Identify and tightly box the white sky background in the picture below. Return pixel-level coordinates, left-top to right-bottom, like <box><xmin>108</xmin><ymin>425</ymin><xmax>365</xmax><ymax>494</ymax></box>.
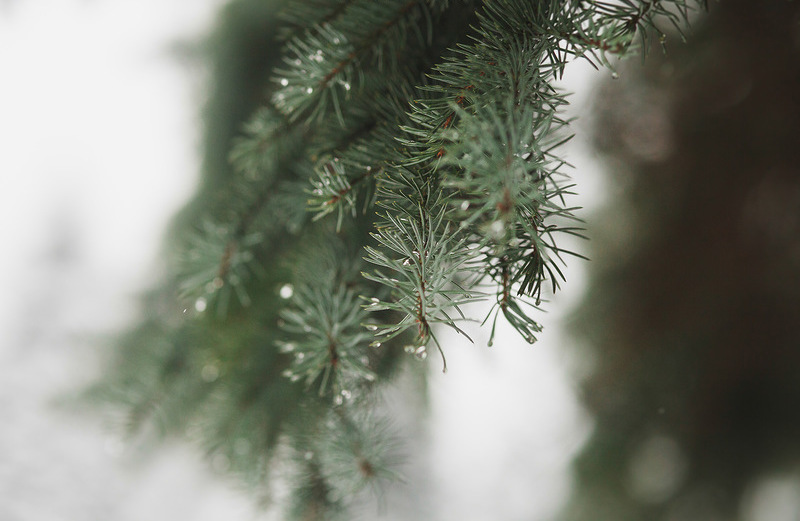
<box><xmin>0</xmin><ymin>2</ymin><xmax>607</xmax><ymax>519</ymax></box>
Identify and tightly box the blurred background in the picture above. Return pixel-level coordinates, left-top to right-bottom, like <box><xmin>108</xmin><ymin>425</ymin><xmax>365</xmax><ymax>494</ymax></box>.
<box><xmin>2</xmin><ymin>1</ymin><xmax>799</xmax><ymax>520</ymax></box>
<box><xmin>0</xmin><ymin>1</ymin><xmax>268</xmax><ymax>519</ymax></box>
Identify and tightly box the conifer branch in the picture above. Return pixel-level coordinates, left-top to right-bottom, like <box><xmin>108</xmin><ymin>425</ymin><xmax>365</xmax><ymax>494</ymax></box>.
<box><xmin>98</xmin><ymin>1</ymin><xmax>709</xmax><ymax>518</ymax></box>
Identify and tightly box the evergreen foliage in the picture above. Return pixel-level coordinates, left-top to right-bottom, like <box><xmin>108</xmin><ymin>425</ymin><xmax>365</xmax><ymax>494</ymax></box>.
<box><xmin>565</xmin><ymin>1</ymin><xmax>800</xmax><ymax>518</ymax></box>
<box><xmin>91</xmin><ymin>1</ymin><xmax>705</xmax><ymax>518</ymax></box>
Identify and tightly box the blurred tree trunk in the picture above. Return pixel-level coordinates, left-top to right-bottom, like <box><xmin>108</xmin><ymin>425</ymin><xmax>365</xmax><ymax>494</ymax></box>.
<box><xmin>564</xmin><ymin>1</ymin><xmax>800</xmax><ymax>520</ymax></box>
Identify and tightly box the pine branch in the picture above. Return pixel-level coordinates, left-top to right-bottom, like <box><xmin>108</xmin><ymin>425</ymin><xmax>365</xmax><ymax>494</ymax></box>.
<box><xmin>97</xmin><ymin>1</ymin><xmax>709</xmax><ymax>518</ymax></box>
<box><xmin>273</xmin><ymin>0</ymin><xmax>437</xmax><ymax>123</ymax></box>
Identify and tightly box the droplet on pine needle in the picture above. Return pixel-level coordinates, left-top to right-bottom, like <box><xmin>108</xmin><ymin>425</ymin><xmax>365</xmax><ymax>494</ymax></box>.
<box><xmin>279</xmin><ymin>283</ymin><xmax>294</xmax><ymax>299</ymax></box>
<box><xmin>490</xmin><ymin>219</ymin><xmax>505</xmax><ymax>238</ymax></box>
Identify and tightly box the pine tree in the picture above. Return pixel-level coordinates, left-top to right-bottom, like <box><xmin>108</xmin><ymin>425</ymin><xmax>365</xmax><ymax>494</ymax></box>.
<box><xmin>90</xmin><ymin>1</ymin><xmax>706</xmax><ymax>518</ymax></box>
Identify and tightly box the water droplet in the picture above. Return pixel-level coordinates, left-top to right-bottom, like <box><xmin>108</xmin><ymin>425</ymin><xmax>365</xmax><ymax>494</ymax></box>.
<box><xmin>304</xmin><ymin>451</ymin><xmax>314</xmax><ymax>461</ymax></box>
<box><xmin>343</xmin><ymin>82</ymin><xmax>351</xmax><ymax>91</ymax></box>
<box><xmin>370</xmin><ymin>341</ymin><xmax>382</xmax><ymax>348</ymax></box>
<box><xmin>365</xmin><ymin>373</ymin><xmax>376</xmax><ymax>382</ymax></box>
<box><xmin>414</xmin><ymin>346</ymin><xmax>428</xmax><ymax>361</ymax></box>
<box><xmin>296</xmin><ymin>352</ymin><xmax>305</xmax><ymax>361</ymax></box>
<box><xmin>402</xmin><ymin>258</ymin><xmax>411</xmax><ymax>266</ymax></box>
<box><xmin>182</xmin><ymin>308</ymin><xmax>188</xmax><ymax>314</ymax></box>
<box><xmin>370</xmin><ymin>297</ymin><xmax>380</xmax><ymax>304</ymax></box>
<box><xmin>460</xmin><ymin>201</ymin><xmax>470</xmax><ymax>211</ymax></box>
<box><xmin>490</xmin><ymin>220</ymin><xmax>505</xmax><ymax>238</ymax></box>
<box><xmin>341</xmin><ymin>389</ymin><xmax>352</xmax><ymax>400</ymax></box>
<box><xmin>293</xmin><ymin>59</ymin><xmax>301</xmax><ymax>66</ymax></box>
<box><xmin>279</xmin><ymin>342</ymin><xmax>296</xmax><ymax>353</ymax></box>
<box><xmin>201</xmin><ymin>363</ymin><xmax>220</xmax><ymax>382</ymax></box>
<box><xmin>611</xmin><ymin>71</ymin><xmax>620</xmax><ymax>80</ymax></box>
<box><xmin>194</xmin><ymin>297</ymin><xmax>207</xmax><ymax>313</ymax></box>
<box><xmin>404</xmin><ymin>345</ymin><xmax>416</xmax><ymax>354</ymax></box>
<box><xmin>282</xmin><ymin>369</ymin><xmax>293</xmax><ymax>378</ymax></box>
<box><xmin>365</xmin><ymin>165</ymin><xmax>372</xmax><ymax>172</ymax></box>
<box><xmin>366</xmin><ymin>324</ymin><xmax>378</xmax><ymax>331</ymax></box>
<box><xmin>333</xmin><ymin>394</ymin><xmax>343</xmax><ymax>406</ymax></box>
<box><xmin>279</xmin><ymin>284</ymin><xmax>294</xmax><ymax>299</ymax></box>
<box><xmin>290</xmin><ymin>374</ymin><xmax>301</xmax><ymax>382</ymax></box>
<box><xmin>280</xmin><ymin>78</ymin><xmax>289</xmax><ymax>87</ymax></box>
<box><xmin>306</xmin><ymin>87</ymin><xmax>313</xmax><ymax>94</ymax></box>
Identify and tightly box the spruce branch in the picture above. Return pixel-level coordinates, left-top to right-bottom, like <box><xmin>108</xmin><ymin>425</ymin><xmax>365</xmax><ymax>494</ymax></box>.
<box><xmin>278</xmin><ymin>0</ymin><xmax>358</xmax><ymax>42</ymax></box>
<box><xmin>307</xmin><ymin>158</ymin><xmax>378</xmax><ymax>230</ymax></box>
<box><xmin>277</xmin><ymin>282</ymin><xmax>376</xmax><ymax>395</ymax></box>
<box><xmin>316</xmin><ymin>409</ymin><xmax>403</xmax><ymax>501</ymax></box>
<box><xmin>364</xmin><ymin>200</ymin><xmax>481</xmax><ymax>371</ymax></box>
<box><xmin>98</xmin><ymin>1</ymin><xmax>709</xmax><ymax>518</ymax></box>
<box><xmin>273</xmin><ymin>0</ymin><xmax>437</xmax><ymax>123</ymax></box>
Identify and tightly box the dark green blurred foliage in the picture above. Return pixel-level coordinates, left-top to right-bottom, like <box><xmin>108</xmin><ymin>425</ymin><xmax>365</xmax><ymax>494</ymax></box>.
<box><xmin>565</xmin><ymin>1</ymin><xmax>800</xmax><ymax>519</ymax></box>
